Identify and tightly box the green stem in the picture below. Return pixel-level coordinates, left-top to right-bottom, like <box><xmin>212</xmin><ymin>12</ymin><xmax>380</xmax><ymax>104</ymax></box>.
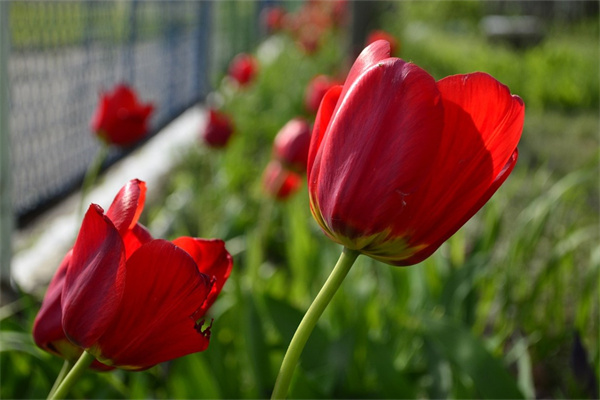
<box><xmin>78</xmin><ymin>141</ymin><xmax>109</xmax><ymax>218</ymax></box>
<box><xmin>47</xmin><ymin>360</ymin><xmax>72</xmax><ymax>399</ymax></box>
<box><xmin>48</xmin><ymin>351</ymin><xmax>95</xmax><ymax>400</ymax></box>
<box><xmin>271</xmin><ymin>247</ymin><xmax>360</xmax><ymax>399</ymax></box>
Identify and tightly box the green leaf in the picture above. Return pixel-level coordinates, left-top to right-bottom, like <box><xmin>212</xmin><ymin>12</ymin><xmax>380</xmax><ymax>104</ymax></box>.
<box><xmin>423</xmin><ymin>317</ymin><xmax>524</xmax><ymax>399</ymax></box>
<box><xmin>244</xmin><ymin>291</ymin><xmax>272</xmax><ymax>398</ymax></box>
<box><xmin>263</xmin><ymin>295</ymin><xmax>330</xmax><ymax>376</ymax></box>
<box><xmin>368</xmin><ymin>340</ymin><xmax>418</xmax><ymax>399</ymax></box>
<box><xmin>166</xmin><ymin>354</ymin><xmax>221</xmax><ymax>399</ymax></box>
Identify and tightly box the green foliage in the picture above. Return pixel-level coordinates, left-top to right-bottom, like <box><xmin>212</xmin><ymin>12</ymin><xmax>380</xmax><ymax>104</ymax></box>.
<box><xmin>388</xmin><ymin>5</ymin><xmax>599</xmax><ymax>111</ymax></box>
<box><xmin>3</xmin><ymin>4</ymin><xmax>598</xmax><ymax>400</ymax></box>
<box><xmin>10</xmin><ymin>2</ymin><xmax>201</xmax><ymax>50</ymax></box>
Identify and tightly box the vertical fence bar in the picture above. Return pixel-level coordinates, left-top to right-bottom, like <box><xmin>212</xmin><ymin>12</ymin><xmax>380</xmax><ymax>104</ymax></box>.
<box><xmin>194</xmin><ymin>1</ymin><xmax>212</xmax><ymax>100</ymax></box>
<box><xmin>165</xmin><ymin>2</ymin><xmax>176</xmax><ymax>116</ymax></box>
<box><xmin>0</xmin><ymin>0</ymin><xmax>12</xmax><ymax>286</ymax></box>
<box><xmin>125</xmin><ymin>0</ymin><xmax>138</xmax><ymax>84</ymax></box>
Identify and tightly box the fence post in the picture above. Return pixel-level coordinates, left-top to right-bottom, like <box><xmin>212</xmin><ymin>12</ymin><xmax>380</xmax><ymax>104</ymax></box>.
<box><xmin>0</xmin><ymin>0</ymin><xmax>13</xmax><ymax>287</ymax></box>
<box><xmin>195</xmin><ymin>1</ymin><xmax>212</xmax><ymax>100</ymax></box>
<box><xmin>125</xmin><ymin>0</ymin><xmax>138</xmax><ymax>84</ymax></box>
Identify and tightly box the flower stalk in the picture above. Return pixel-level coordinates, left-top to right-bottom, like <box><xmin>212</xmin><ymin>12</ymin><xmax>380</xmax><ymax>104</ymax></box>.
<box><xmin>48</xmin><ymin>351</ymin><xmax>95</xmax><ymax>400</ymax></box>
<box><xmin>47</xmin><ymin>360</ymin><xmax>72</xmax><ymax>399</ymax></box>
<box><xmin>271</xmin><ymin>247</ymin><xmax>359</xmax><ymax>399</ymax></box>
<box><xmin>77</xmin><ymin>140</ymin><xmax>109</xmax><ymax>219</ymax></box>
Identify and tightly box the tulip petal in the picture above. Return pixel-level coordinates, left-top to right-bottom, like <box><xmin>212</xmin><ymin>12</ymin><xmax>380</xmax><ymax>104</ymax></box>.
<box><xmin>121</xmin><ymin>223</ymin><xmax>153</xmax><ymax>259</ymax></box>
<box><xmin>316</xmin><ymin>58</ymin><xmax>443</xmax><ymax>240</ymax></box>
<box><xmin>140</xmin><ymin>104</ymin><xmax>154</xmax><ymax>119</ymax></box>
<box><xmin>112</xmin><ymin>84</ymin><xmax>138</xmax><ymax>109</ymax></box>
<box><xmin>91</xmin><ymin>240</ymin><xmax>213</xmax><ymax>370</ymax></box>
<box><xmin>437</xmin><ymin>72</ymin><xmax>524</xmax><ymax>178</ymax></box>
<box><xmin>172</xmin><ymin>237</ymin><xmax>233</xmax><ymax>314</ymax></box>
<box><xmin>340</xmin><ymin>39</ymin><xmax>390</xmax><ymax>102</ymax></box>
<box><xmin>406</xmin><ymin>73</ymin><xmax>523</xmax><ymax>257</ymax></box>
<box><xmin>307</xmin><ymin>85</ymin><xmax>343</xmax><ymax>183</ymax></box>
<box><xmin>405</xmin><ymin>150</ymin><xmax>519</xmax><ymax>265</ymax></box>
<box><xmin>90</xmin><ymin>97</ymin><xmax>109</xmax><ymax>133</ymax></box>
<box><xmin>33</xmin><ymin>250</ymin><xmax>74</xmax><ymax>357</ymax></box>
<box><xmin>62</xmin><ymin>205</ymin><xmax>126</xmax><ymax>349</ymax></box>
<box><xmin>106</xmin><ymin>179</ymin><xmax>147</xmax><ymax>233</ymax></box>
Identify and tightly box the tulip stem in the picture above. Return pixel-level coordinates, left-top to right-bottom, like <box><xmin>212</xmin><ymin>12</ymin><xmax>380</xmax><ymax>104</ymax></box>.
<box><xmin>78</xmin><ymin>141</ymin><xmax>109</xmax><ymax>219</ymax></box>
<box><xmin>48</xmin><ymin>351</ymin><xmax>95</xmax><ymax>400</ymax></box>
<box><xmin>47</xmin><ymin>360</ymin><xmax>72</xmax><ymax>399</ymax></box>
<box><xmin>271</xmin><ymin>247</ymin><xmax>360</xmax><ymax>399</ymax></box>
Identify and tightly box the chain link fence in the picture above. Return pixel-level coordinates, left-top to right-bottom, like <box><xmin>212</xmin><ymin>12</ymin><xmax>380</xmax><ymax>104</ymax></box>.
<box><xmin>5</xmin><ymin>0</ymin><xmax>265</xmax><ymax>226</ymax></box>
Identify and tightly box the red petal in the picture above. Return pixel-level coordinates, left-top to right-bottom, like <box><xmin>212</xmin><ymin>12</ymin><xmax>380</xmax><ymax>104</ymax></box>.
<box><xmin>307</xmin><ymin>85</ymin><xmax>342</xmax><ymax>185</ymax></box>
<box><xmin>407</xmin><ymin>73</ymin><xmax>523</xmax><ymax>254</ymax></box>
<box><xmin>405</xmin><ymin>150</ymin><xmax>519</xmax><ymax>265</ymax></box>
<box><xmin>437</xmin><ymin>73</ymin><xmax>524</xmax><ymax>178</ymax></box>
<box><xmin>93</xmin><ymin>240</ymin><xmax>213</xmax><ymax>369</ymax></box>
<box><xmin>33</xmin><ymin>250</ymin><xmax>73</xmax><ymax>356</ymax></box>
<box><xmin>90</xmin><ymin>97</ymin><xmax>109</xmax><ymax>133</ymax></box>
<box><xmin>121</xmin><ymin>223</ymin><xmax>153</xmax><ymax>259</ymax></box>
<box><xmin>172</xmin><ymin>237</ymin><xmax>233</xmax><ymax>314</ymax></box>
<box><xmin>315</xmin><ymin>58</ymin><xmax>443</xmax><ymax>240</ymax></box>
<box><xmin>111</xmin><ymin>84</ymin><xmax>138</xmax><ymax>109</ymax></box>
<box><xmin>106</xmin><ymin>179</ymin><xmax>147</xmax><ymax>234</ymax></box>
<box><xmin>262</xmin><ymin>160</ymin><xmax>302</xmax><ymax>200</ymax></box>
<box><xmin>139</xmin><ymin>104</ymin><xmax>154</xmax><ymax>119</ymax></box>
<box><xmin>62</xmin><ymin>205</ymin><xmax>126</xmax><ymax>349</ymax></box>
<box><xmin>339</xmin><ymin>40</ymin><xmax>390</xmax><ymax>103</ymax></box>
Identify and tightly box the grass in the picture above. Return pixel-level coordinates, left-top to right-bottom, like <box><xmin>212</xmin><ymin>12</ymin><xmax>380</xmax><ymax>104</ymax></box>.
<box><xmin>2</xmin><ymin>3</ymin><xmax>599</xmax><ymax>399</ymax></box>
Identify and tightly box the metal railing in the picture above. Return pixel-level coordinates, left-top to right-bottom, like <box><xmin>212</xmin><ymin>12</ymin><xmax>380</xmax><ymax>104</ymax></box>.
<box><xmin>0</xmin><ymin>0</ymin><xmax>268</xmax><ymax>284</ymax></box>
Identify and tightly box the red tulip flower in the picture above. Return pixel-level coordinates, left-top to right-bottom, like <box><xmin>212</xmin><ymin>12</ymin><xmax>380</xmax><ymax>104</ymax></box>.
<box><xmin>305</xmin><ymin>75</ymin><xmax>341</xmax><ymax>114</ymax></box>
<box><xmin>228</xmin><ymin>53</ymin><xmax>258</xmax><ymax>87</ymax></box>
<box><xmin>307</xmin><ymin>40</ymin><xmax>524</xmax><ymax>266</ymax></box>
<box><xmin>261</xmin><ymin>6</ymin><xmax>286</xmax><ymax>33</ymax></box>
<box><xmin>202</xmin><ymin>108</ymin><xmax>235</xmax><ymax>149</ymax></box>
<box><xmin>366</xmin><ymin>29</ymin><xmax>400</xmax><ymax>56</ymax></box>
<box><xmin>34</xmin><ymin>179</ymin><xmax>233</xmax><ymax>371</ymax></box>
<box><xmin>90</xmin><ymin>84</ymin><xmax>154</xmax><ymax>147</ymax></box>
<box><xmin>262</xmin><ymin>160</ymin><xmax>302</xmax><ymax>200</ymax></box>
<box><xmin>273</xmin><ymin>118</ymin><xmax>312</xmax><ymax>173</ymax></box>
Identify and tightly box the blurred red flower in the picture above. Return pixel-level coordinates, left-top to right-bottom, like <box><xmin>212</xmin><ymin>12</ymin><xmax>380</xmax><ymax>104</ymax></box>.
<box><xmin>273</xmin><ymin>117</ymin><xmax>312</xmax><ymax>173</ymax></box>
<box><xmin>366</xmin><ymin>29</ymin><xmax>400</xmax><ymax>56</ymax></box>
<box><xmin>262</xmin><ymin>160</ymin><xmax>302</xmax><ymax>200</ymax></box>
<box><xmin>282</xmin><ymin>0</ymin><xmax>347</xmax><ymax>54</ymax></box>
<box><xmin>201</xmin><ymin>108</ymin><xmax>235</xmax><ymax>149</ymax></box>
<box><xmin>90</xmin><ymin>84</ymin><xmax>154</xmax><ymax>147</ymax></box>
<box><xmin>228</xmin><ymin>53</ymin><xmax>258</xmax><ymax>87</ymax></box>
<box><xmin>305</xmin><ymin>75</ymin><xmax>341</xmax><ymax>114</ymax></box>
<box><xmin>308</xmin><ymin>40</ymin><xmax>524</xmax><ymax>266</ymax></box>
<box><xmin>33</xmin><ymin>179</ymin><xmax>233</xmax><ymax>371</ymax></box>
<box><xmin>261</xmin><ymin>6</ymin><xmax>286</xmax><ymax>34</ymax></box>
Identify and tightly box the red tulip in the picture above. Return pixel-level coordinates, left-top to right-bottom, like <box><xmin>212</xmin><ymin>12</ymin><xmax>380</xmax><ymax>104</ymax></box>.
<box><xmin>262</xmin><ymin>160</ymin><xmax>302</xmax><ymax>200</ymax></box>
<box><xmin>308</xmin><ymin>40</ymin><xmax>524</xmax><ymax>266</ymax></box>
<box><xmin>305</xmin><ymin>75</ymin><xmax>341</xmax><ymax>114</ymax></box>
<box><xmin>366</xmin><ymin>30</ymin><xmax>400</xmax><ymax>56</ymax></box>
<box><xmin>228</xmin><ymin>53</ymin><xmax>258</xmax><ymax>87</ymax></box>
<box><xmin>202</xmin><ymin>108</ymin><xmax>235</xmax><ymax>148</ymax></box>
<box><xmin>261</xmin><ymin>6</ymin><xmax>286</xmax><ymax>33</ymax></box>
<box><xmin>34</xmin><ymin>179</ymin><xmax>233</xmax><ymax>371</ymax></box>
<box><xmin>90</xmin><ymin>84</ymin><xmax>154</xmax><ymax>147</ymax></box>
<box><xmin>273</xmin><ymin>118</ymin><xmax>312</xmax><ymax>173</ymax></box>
<box><xmin>33</xmin><ymin>179</ymin><xmax>152</xmax><ymax>370</ymax></box>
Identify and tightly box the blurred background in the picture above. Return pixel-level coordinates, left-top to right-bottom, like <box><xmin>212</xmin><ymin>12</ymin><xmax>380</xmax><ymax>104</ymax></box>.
<box><xmin>1</xmin><ymin>1</ymin><xmax>598</xmax><ymax>399</ymax></box>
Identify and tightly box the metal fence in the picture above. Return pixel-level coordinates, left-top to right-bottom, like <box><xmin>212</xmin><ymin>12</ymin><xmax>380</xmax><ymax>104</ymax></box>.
<box><xmin>4</xmin><ymin>0</ymin><xmax>265</xmax><ymax>226</ymax></box>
